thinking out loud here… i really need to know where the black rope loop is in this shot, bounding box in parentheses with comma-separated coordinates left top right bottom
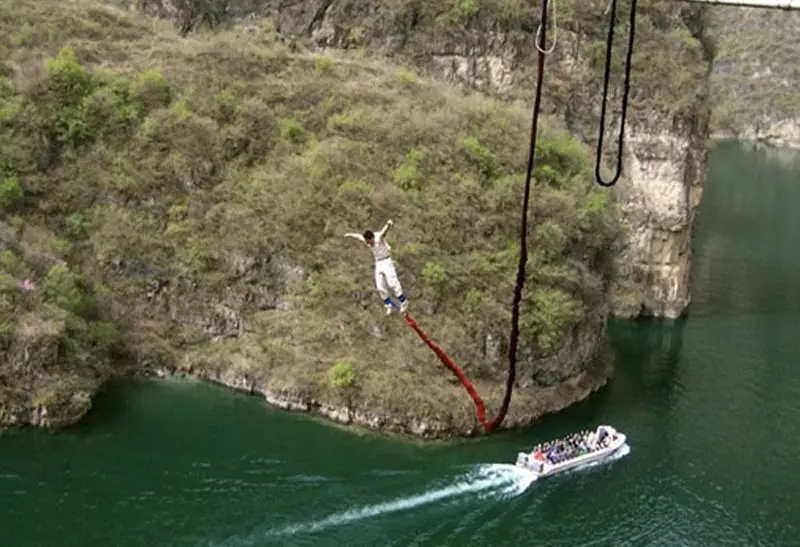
(595, 0, 638, 187)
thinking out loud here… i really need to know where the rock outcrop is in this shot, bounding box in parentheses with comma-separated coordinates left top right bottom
(1, 308, 98, 429)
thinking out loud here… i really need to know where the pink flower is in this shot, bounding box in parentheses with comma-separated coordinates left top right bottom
(19, 279, 35, 292)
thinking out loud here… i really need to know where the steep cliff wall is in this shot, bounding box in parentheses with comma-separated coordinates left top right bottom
(708, 7, 800, 149)
(136, 0, 714, 318)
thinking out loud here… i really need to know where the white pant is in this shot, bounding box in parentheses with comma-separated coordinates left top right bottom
(374, 258, 403, 300)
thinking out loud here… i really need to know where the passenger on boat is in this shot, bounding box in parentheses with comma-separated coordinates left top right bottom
(532, 428, 608, 464)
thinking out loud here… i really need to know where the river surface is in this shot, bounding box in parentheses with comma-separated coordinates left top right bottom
(2, 140, 799, 546)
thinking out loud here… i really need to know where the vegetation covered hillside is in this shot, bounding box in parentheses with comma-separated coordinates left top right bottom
(136, 0, 714, 320)
(708, 6, 800, 141)
(141, 0, 713, 147)
(0, 0, 618, 433)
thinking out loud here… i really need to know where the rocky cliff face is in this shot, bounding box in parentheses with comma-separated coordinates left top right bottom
(1, 0, 623, 435)
(708, 7, 800, 150)
(126, 238, 614, 438)
(135, 0, 714, 318)
(0, 222, 108, 429)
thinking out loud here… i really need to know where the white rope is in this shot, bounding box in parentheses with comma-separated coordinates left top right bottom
(682, 0, 800, 9)
(535, 0, 557, 55)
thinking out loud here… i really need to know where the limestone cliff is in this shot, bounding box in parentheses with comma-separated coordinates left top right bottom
(135, 0, 714, 318)
(708, 7, 800, 149)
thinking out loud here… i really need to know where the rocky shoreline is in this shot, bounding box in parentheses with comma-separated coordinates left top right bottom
(0, 359, 612, 437)
(0, 321, 615, 437)
(711, 125, 800, 151)
(146, 350, 614, 439)
(0, 390, 94, 431)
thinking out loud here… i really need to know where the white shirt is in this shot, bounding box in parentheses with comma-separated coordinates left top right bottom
(347, 227, 392, 261)
(370, 229, 391, 261)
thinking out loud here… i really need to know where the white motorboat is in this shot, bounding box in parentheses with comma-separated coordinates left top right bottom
(514, 425, 627, 478)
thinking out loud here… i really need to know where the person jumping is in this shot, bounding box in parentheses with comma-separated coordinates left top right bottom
(344, 219, 409, 315)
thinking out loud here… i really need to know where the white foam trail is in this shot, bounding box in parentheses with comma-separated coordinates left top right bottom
(263, 464, 535, 538)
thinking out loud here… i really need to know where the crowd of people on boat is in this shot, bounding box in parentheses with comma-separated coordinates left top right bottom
(531, 428, 613, 465)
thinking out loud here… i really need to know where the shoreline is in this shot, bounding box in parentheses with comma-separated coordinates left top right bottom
(710, 132, 800, 151)
(139, 348, 614, 440)
(0, 349, 613, 439)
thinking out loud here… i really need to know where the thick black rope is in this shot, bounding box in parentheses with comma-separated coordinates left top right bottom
(489, 0, 550, 431)
(595, 0, 638, 187)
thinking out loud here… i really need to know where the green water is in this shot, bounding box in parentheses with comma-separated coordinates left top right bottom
(2, 140, 800, 546)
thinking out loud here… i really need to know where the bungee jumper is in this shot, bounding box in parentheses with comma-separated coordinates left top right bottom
(343, 219, 409, 315)
(340, 0, 642, 434)
(340, 0, 554, 434)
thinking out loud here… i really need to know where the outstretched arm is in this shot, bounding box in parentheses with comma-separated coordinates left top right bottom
(378, 219, 394, 237)
(343, 232, 366, 243)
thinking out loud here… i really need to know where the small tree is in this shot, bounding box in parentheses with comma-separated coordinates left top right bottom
(0, 175, 23, 211)
(41, 264, 87, 315)
(328, 359, 357, 390)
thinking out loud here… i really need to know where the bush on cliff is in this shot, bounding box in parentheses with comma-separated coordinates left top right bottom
(0, 0, 619, 430)
(0, 248, 123, 427)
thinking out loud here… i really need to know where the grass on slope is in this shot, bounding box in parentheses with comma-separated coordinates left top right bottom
(0, 0, 618, 427)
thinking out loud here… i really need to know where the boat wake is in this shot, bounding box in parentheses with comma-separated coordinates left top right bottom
(260, 464, 535, 539)
(219, 446, 630, 546)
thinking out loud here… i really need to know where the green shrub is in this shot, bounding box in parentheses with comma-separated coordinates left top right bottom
(394, 67, 417, 86)
(0, 175, 23, 210)
(454, 0, 479, 19)
(131, 70, 172, 112)
(524, 288, 582, 351)
(392, 147, 430, 191)
(83, 74, 140, 139)
(45, 46, 95, 148)
(458, 135, 497, 181)
(326, 111, 354, 132)
(0, 250, 26, 278)
(279, 117, 305, 144)
(313, 56, 336, 75)
(41, 264, 86, 314)
(328, 359, 357, 389)
(65, 212, 89, 239)
(421, 261, 447, 302)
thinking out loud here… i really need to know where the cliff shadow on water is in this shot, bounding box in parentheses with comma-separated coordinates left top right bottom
(607, 319, 685, 401)
(690, 140, 800, 317)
